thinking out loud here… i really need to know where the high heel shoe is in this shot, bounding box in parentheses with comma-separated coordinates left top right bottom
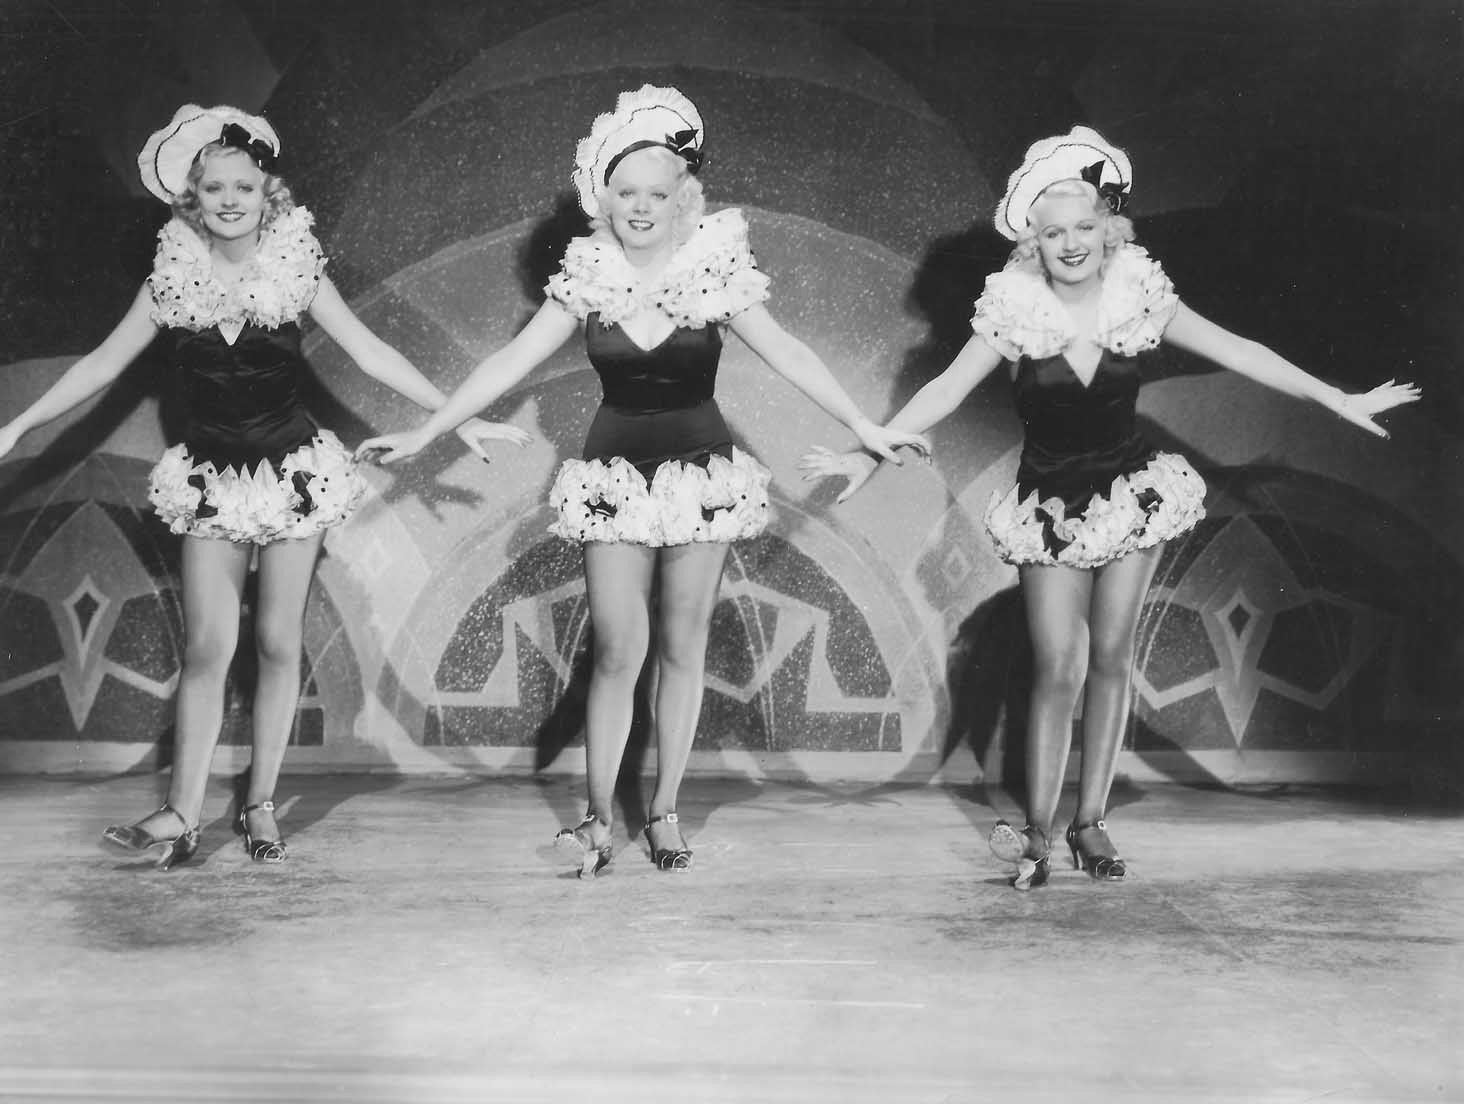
(237, 800, 287, 863)
(645, 812, 693, 872)
(988, 820, 1051, 891)
(553, 813, 612, 879)
(100, 804, 199, 870)
(1066, 819, 1126, 881)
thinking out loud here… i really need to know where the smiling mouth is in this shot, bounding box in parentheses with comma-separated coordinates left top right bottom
(214, 212, 246, 221)
(1058, 252, 1089, 267)
(627, 219, 654, 231)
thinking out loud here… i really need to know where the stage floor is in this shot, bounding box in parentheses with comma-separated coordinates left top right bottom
(0, 773, 1458, 1103)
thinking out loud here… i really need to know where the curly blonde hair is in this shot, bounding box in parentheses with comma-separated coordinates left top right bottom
(170, 143, 294, 237)
(1007, 179, 1133, 277)
(589, 145, 706, 247)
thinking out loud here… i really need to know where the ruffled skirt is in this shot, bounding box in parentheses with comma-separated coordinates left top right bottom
(548, 448, 771, 546)
(148, 429, 366, 544)
(985, 451, 1206, 569)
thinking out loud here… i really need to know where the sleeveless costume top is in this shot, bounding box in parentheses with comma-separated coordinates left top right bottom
(972, 244, 1206, 568)
(144, 207, 365, 544)
(543, 209, 772, 547)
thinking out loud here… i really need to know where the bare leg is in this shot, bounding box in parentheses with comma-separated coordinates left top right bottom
(239, 532, 325, 849)
(106, 537, 251, 847)
(579, 541, 656, 838)
(1016, 563, 1093, 839)
(1070, 545, 1162, 866)
(646, 541, 729, 860)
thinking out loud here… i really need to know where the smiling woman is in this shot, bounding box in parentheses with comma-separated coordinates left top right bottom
(356, 84, 931, 877)
(800, 124, 1421, 890)
(0, 103, 529, 871)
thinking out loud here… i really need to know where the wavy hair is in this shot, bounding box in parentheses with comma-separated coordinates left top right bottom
(1007, 179, 1134, 277)
(170, 143, 294, 236)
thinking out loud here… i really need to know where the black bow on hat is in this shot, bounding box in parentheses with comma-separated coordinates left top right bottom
(1080, 160, 1129, 215)
(219, 122, 277, 172)
(666, 128, 703, 173)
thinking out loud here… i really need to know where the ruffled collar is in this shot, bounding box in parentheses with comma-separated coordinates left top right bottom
(147, 205, 326, 343)
(545, 208, 769, 329)
(971, 243, 1177, 360)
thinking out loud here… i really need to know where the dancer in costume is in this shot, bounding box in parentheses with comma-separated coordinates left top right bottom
(0, 104, 526, 868)
(800, 126, 1418, 889)
(358, 85, 927, 876)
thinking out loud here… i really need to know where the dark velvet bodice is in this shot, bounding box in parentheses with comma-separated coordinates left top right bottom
(580, 313, 732, 478)
(169, 322, 317, 471)
(1011, 348, 1156, 512)
(584, 312, 722, 411)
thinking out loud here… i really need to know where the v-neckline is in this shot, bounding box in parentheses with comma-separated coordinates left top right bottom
(604, 315, 677, 355)
(1060, 348, 1102, 389)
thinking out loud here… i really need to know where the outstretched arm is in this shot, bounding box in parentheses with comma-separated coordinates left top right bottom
(355, 298, 579, 464)
(1163, 302, 1420, 437)
(728, 304, 930, 462)
(309, 276, 533, 459)
(0, 285, 159, 460)
(798, 332, 1007, 500)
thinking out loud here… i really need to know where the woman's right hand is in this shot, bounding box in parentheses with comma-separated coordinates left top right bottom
(797, 446, 880, 503)
(355, 427, 434, 465)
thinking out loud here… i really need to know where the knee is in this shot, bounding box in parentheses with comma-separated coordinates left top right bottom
(1032, 646, 1086, 699)
(253, 618, 304, 671)
(181, 625, 238, 678)
(1088, 633, 1137, 681)
(592, 631, 648, 681)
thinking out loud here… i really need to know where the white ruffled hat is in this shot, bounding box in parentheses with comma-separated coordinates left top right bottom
(994, 125, 1132, 241)
(138, 104, 280, 203)
(571, 85, 704, 219)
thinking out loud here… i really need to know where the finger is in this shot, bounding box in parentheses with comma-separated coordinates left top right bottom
(869, 444, 902, 466)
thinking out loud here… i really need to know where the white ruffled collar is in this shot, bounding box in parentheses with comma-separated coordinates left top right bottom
(971, 243, 1177, 360)
(546, 208, 769, 329)
(147, 205, 326, 343)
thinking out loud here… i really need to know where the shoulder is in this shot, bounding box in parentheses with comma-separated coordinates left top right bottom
(969, 263, 1068, 361)
(1096, 243, 1177, 355)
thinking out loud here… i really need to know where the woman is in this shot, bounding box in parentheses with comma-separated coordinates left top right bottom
(358, 85, 927, 877)
(801, 126, 1418, 889)
(0, 104, 526, 869)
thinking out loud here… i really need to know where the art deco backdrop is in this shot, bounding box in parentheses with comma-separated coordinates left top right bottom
(1, 0, 1459, 787)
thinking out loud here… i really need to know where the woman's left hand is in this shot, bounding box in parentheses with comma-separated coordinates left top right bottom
(1331, 379, 1422, 437)
(454, 417, 532, 462)
(851, 418, 931, 464)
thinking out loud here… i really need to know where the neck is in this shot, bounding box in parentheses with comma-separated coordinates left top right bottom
(210, 229, 260, 266)
(619, 235, 674, 272)
(1046, 272, 1102, 306)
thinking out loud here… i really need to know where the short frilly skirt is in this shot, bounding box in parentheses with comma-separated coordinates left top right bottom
(148, 430, 367, 544)
(984, 452, 1206, 569)
(548, 448, 771, 546)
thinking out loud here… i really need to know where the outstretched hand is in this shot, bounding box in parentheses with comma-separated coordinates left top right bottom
(852, 419, 931, 464)
(1333, 379, 1422, 437)
(355, 427, 434, 465)
(453, 417, 532, 462)
(798, 446, 880, 503)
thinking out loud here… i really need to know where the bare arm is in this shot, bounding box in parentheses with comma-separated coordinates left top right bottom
(728, 304, 929, 461)
(0, 285, 159, 458)
(798, 332, 1006, 501)
(1163, 302, 1420, 436)
(883, 332, 1007, 436)
(356, 298, 579, 463)
(308, 275, 455, 411)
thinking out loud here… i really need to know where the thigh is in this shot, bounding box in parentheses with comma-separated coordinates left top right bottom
(655, 542, 730, 645)
(253, 533, 325, 631)
(1087, 545, 1162, 654)
(1018, 562, 1093, 669)
(179, 536, 253, 650)
(582, 541, 657, 644)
